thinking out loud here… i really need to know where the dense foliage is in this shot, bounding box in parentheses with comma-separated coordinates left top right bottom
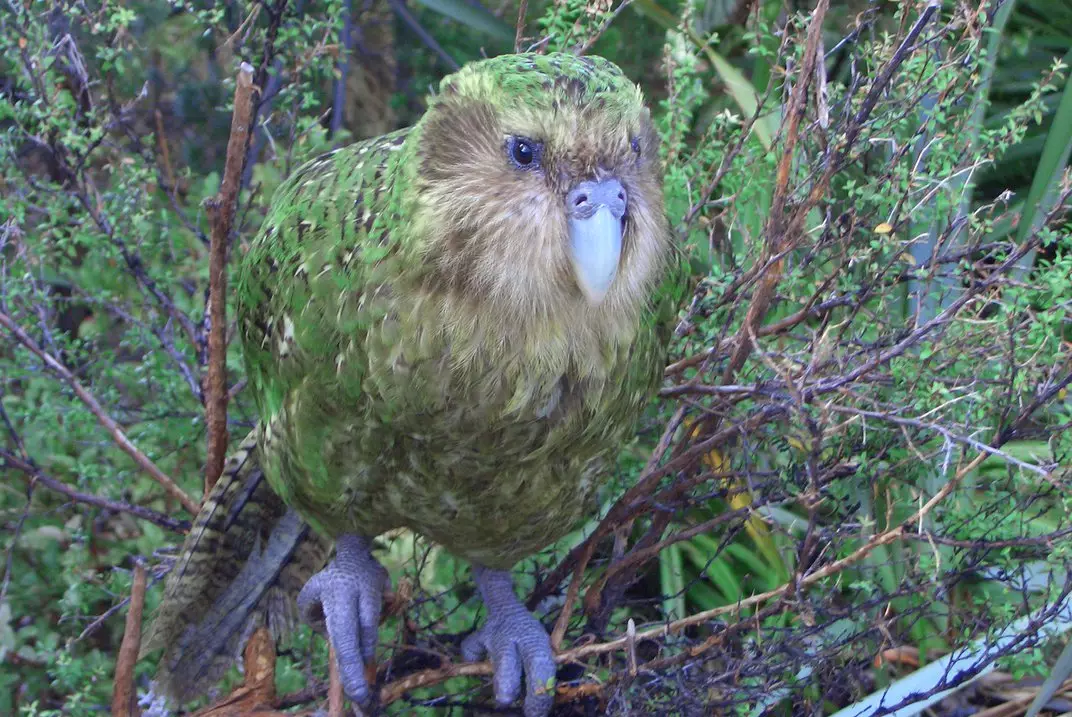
(1, 0, 1069, 714)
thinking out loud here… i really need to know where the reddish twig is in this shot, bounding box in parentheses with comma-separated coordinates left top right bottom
(380, 662, 494, 704)
(583, 507, 750, 613)
(203, 62, 257, 495)
(527, 404, 690, 609)
(328, 645, 345, 717)
(549, 539, 597, 651)
(720, 0, 829, 387)
(112, 561, 147, 717)
(0, 310, 198, 514)
(514, 0, 528, 53)
(194, 627, 278, 716)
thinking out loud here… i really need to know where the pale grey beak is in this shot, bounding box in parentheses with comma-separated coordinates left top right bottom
(566, 178, 627, 303)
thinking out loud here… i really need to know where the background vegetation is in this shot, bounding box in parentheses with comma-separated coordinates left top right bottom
(1, 0, 1070, 714)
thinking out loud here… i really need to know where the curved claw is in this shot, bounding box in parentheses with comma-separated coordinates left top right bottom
(465, 566, 557, 717)
(297, 534, 388, 706)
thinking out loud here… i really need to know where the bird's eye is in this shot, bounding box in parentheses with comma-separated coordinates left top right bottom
(514, 141, 533, 165)
(506, 136, 542, 170)
(630, 137, 641, 155)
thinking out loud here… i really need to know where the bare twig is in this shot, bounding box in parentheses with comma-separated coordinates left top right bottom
(514, 0, 529, 53)
(0, 310, 198, 514)
(826, 403, 1054, 477)
(720, 0, 829, 387)
(0, 449, 190, 533)
(328, 645, 345, 717)
(203, 62, 257, 495)
(549, 539, 597, 651)
(111, 561, 147, 717)
(573, 0, 633, 57)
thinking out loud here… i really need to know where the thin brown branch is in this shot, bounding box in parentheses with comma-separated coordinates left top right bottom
(514, 0, 528, 53)
(0, 449, 190, 533)
(328, 645, 345, 717)
(380, 662, 493, 704)
(112, 561, 147, 717)
(664, 346, 718, 376)
(720, 0, 828, 387)
(583, 507, 750, 613)
(0, 310, 199, 514)
(203, 62, 257, 495)
(549, 539, 597, 651)
(527, 404, 690, 609)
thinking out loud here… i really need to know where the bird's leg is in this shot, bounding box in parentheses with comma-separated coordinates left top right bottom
(461, 564, 556, 717)
(297, 533, 388, 705)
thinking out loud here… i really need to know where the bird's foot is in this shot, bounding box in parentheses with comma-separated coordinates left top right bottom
(461, 565, 556, 717)
(298, 533, 388, 706)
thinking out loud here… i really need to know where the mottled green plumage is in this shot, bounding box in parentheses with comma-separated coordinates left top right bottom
(147, 52, 688, 704)
(235, 52, 687, 568)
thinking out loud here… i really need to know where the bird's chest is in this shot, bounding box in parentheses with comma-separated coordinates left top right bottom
(270, 304, 656, 565)
(354, 339, 631, 565)
(362, 320, 613, 466)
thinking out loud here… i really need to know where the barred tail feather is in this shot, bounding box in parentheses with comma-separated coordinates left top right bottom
(141, 431, 332, 704)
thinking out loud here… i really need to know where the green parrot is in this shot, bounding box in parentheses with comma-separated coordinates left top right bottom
(144, 51, 688, 716)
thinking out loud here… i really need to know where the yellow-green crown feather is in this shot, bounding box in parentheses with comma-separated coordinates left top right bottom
(436, 52, 645, 116)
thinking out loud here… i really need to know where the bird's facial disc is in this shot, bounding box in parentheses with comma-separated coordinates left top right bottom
(566, 178, 627, 303)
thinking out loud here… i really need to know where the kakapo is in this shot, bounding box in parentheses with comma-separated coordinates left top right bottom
(144, 52, 688, 717)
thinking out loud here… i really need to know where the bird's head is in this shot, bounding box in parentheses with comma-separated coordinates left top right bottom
(409, 52, 670, 326)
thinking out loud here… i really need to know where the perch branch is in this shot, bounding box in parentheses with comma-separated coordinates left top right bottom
(111, 561, 147, 717)
(203, 62, 257, 495)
